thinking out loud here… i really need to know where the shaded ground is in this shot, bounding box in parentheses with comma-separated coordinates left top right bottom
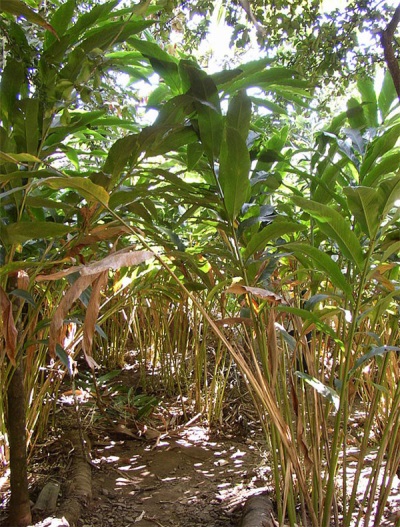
(0, 364, 399, 527)
(78, 424, 269, 527)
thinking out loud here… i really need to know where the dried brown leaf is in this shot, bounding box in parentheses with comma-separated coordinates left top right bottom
(49, 274, 96, 358)
(0, 286, 17, 366)
(82, 271, 108, 369)
(226, 283, 286, 303)
(80, 249, 153, 276)
(36, 248, 154, 282)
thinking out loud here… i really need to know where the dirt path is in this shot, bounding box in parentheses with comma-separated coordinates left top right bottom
(78, 425, 268, 527)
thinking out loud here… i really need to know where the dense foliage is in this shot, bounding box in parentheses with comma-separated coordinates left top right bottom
(0, 1, 399, 526)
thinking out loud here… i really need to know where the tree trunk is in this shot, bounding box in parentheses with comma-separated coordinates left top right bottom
(7, 361, 32, 526)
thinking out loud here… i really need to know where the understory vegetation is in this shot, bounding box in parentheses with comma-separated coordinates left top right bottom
(0, 1, 399, 526)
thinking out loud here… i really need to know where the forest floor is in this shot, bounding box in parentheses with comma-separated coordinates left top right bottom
(0, 362, 399, 527)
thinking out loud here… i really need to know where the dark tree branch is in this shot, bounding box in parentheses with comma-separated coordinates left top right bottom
(380, 2, 400, 100)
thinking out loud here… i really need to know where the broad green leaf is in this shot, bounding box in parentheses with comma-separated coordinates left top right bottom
(284, 242, 353, 297)
(226, 91, 252, 141)
(357, 77, 378, 128)
(39, 177, 110, 205)
(225, 68, 306, 93)
(311, 158, 349, 204)
(0, 152, 42, 165)
(244, 221, 306, 261)
(0, 58, 26, 124)
(155, 94, 195, 126)
(379, 174, 400, 217)
(129, 37, 178, 65)
(187, 143, 204, 170)
(343, 186, 381, 238)
(25, 196, 73, 212)
(346, 98, 367, 130)
(295, 372, 339, 412)
(277, 305, 343, 344)
(79, 20, 153, 53)
(10, 289, 36, 306)
(360, 124, 400, 180)
(219, 127, 251, 220)
(103, 135, 140, 181)
(44, 0, 75, 49)
(362, 150, 400, 187)
(1, 222, 73, 244)
(291, 196, 364, 270)
(378, 71, 397, 120)
(182, 62, 223, 163)
(1, 0, 58, 36)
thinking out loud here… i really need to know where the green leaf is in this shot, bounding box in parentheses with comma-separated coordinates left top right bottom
(44, 0, 75, 49)
(187, 143, 204, 170)
(0, 58, 26, 125)
(39, 177, 110, 206)
(1, 222, 73, 244)
(226, 90, 252, 141)
(0, 152, 42, 165)
(10, 289, 36, 306)
(362, 150, 400, 187)
(103, 135, 140, 181)
(357, 77, 378, 129)
(244, 220, 306, 261)
(284, 242, 353, 297)
(360, 124, 400, 180)
(348, 346, 400, 378)
(295, 372, 340, 412)
(219, 127, 251, 220)
(291, 196, 364, 271)
(311, 158, 349, 204)
(343, 186, 381, 238)
(55, 344, 75, 377)
(379, 174, 400, 218)
(1, 0, 58, 37)
(378, 71, 397, 120)
(79, 20, 153, 53)
(182, 62, 223, 163)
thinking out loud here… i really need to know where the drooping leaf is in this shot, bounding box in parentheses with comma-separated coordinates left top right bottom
(39, 176, 110, 206)
(348, 345, 400, 378)
(182, 61, 223, 163)
(1, 0, 58, 37)
(291, 196, 365, 271)
(283, 243, 353, 297)
(82, 271, 107, 369)
(9, 289, 36, 307)
(219, 127, 251, 220)
(378, 70, 398, 120)
(360, 123, 400, 181)
(295, 372, 339, 413)
(36, 248, 154, 282)
(0, 152, 42, 165)
(243, 220, 306, 262)
(226, 283, 286, 303)
(1, 222, 73, 244)
(362, 150, 400, 187)
(44, 0, 75, 49)
(343, 186, 381, 238)
(103, 134, 141, 181)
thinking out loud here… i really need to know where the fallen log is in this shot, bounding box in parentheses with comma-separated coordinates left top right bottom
(55, 428, 92, 527)
(240, 494, 276, 527)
